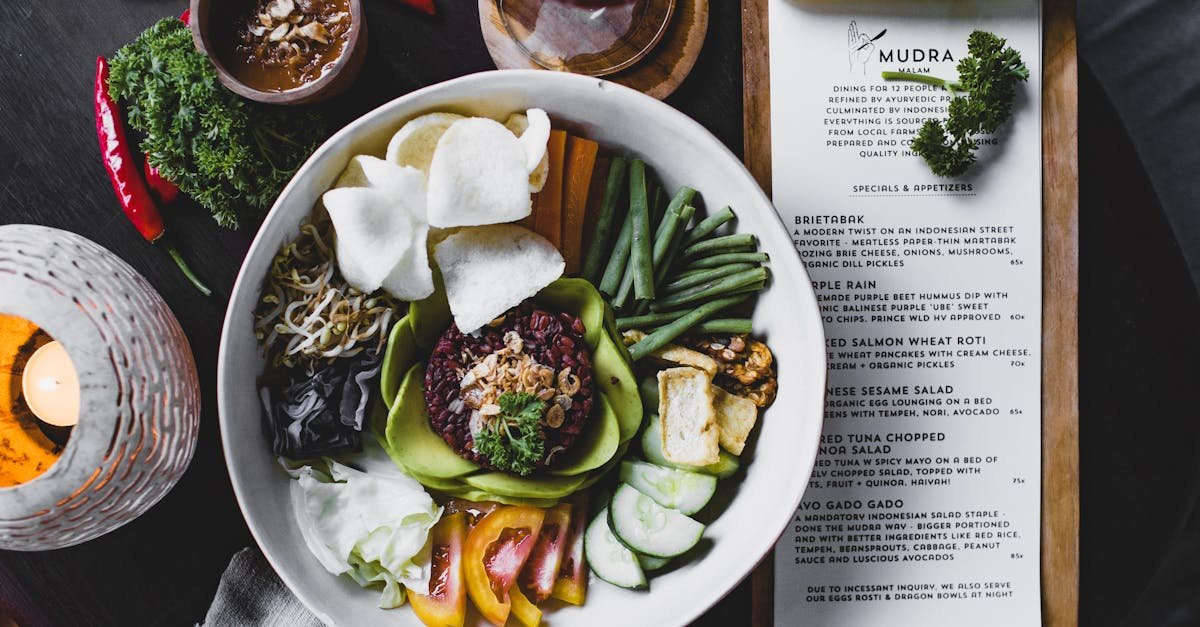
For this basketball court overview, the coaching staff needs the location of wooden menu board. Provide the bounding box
[740,0,1080,625]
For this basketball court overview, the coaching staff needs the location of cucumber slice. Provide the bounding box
[641,415,741,478]
[585,507,648,590]
[637,552,672,572]
[620,460,717,515]
[607,484,705,558]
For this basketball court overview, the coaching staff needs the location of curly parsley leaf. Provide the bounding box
[882,30,1029,177]
[108,18,328,228]
[474,392,546,476]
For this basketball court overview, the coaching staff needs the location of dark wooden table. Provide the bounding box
[0,1,1196,625]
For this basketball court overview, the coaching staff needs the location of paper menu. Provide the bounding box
[767,2,1044,626]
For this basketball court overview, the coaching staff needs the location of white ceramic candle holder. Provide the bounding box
[0,225,200,550]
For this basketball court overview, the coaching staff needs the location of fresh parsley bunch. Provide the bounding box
[108,18,327,228]
[884,30,1030,177]
[474,392,547,476]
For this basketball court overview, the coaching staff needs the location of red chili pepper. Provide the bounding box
[143,156,180,205]
[396,0,435,16]
[95,56,211,296]
[179,8,190,24]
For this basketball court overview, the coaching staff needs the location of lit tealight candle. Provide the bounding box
[21,341,80,428]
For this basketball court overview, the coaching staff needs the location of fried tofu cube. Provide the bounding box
[713,386,759,455]
[657,367,719,465]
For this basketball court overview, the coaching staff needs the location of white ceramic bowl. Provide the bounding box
[218,70,826,626]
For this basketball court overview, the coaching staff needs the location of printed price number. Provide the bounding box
[1010,359,1026,368]
[1010,259,1024,266]
[1012,477,1026,484]
[1010,313,1025,321]
[1009,408,1023,415]
[1011,553,1024,560]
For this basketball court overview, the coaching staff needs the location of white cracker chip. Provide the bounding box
[427,117,532,228]
[516,109,551,173]
[323,157,433,300]
[433,224,565,333]
[504,110,550,192]
[385,112,464,175]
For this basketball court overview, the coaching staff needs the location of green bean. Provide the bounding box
[616,310,688,330]
[628,203,694,316]
[598,198,635,297]
[628,160,654,301]
[651,207,686,283]
[619,205,676,309]
[628,295,750,361]
[725,280,767,297]
[613,257,636,310]
[682,233,757,259]
[650,267,768,311]
[653,204,696,288]
[649,183,667,228]
[644,187,697,289]
[619,316,754,336]
[664,263,756,294]
[615,203,680,311]
[683,252,769,271]
[682,206,735,245]
[671,265,713,281]
[582,157,628,284]
[691,318,754,335]
[664,186,697,220]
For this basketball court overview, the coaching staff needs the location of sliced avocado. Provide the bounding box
[384,363,479,478]
[441,488,562,509]
[395,467,465,493]
[464,471,588,499]
[594,337,642,441]
[409,270,451,349]
[538,277,641,445]
[367,395,390,442]
[548,393,620,476]
[380,313,418,408]
[641,414,740,478]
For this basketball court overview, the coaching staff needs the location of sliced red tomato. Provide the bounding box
[409,512,467,627]
[509,586,542,627]
[550,494,589,605]
[520,502,573,602]
[464,506,545,626]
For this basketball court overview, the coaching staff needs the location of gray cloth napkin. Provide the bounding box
[202,548,323,627]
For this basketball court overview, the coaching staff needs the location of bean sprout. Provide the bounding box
[254,210,401,374]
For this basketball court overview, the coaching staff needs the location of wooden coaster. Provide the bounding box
[479,0,709,100]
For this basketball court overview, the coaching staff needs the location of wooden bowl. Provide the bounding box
[189,0,367,105]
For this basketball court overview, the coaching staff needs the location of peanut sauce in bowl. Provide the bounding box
[190,0,365,103]
[214,0,352,93]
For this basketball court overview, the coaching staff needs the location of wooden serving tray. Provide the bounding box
[741,0,1081,625]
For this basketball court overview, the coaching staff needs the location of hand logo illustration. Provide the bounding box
[847,20,885,74]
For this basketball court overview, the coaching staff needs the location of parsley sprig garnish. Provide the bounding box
[883,30,1030,177]
[474,392,546,476]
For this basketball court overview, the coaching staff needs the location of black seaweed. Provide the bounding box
[261,350,381,458]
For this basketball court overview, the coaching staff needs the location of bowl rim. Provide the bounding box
[217,69,827,626]
[188,0,366,104]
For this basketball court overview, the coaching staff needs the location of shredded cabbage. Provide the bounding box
[285,445,442,608]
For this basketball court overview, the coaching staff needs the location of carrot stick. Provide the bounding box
[533,130,568,249]
[562,136,599,275]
